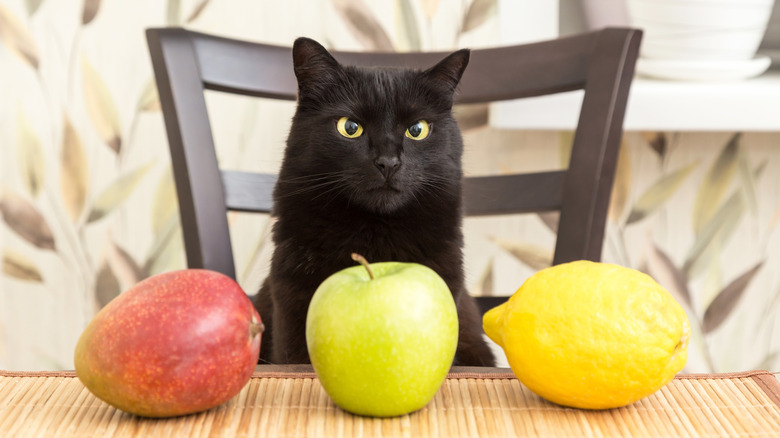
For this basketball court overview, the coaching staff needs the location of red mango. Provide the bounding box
[74,269,263,417]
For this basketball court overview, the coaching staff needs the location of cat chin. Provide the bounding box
[355,189,412,215]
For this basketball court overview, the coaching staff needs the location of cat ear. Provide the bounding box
[292,37,341,90]
[423,49,470,94]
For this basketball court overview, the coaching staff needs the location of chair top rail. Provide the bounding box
[169,28,612,104]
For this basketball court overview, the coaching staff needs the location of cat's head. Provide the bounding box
[280,37,469,215]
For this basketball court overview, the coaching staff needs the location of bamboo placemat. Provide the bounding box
[1,367,779,437]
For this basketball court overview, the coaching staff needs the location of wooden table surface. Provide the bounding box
[2,366,780,437]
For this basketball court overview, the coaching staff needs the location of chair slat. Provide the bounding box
[194,33,298,100]
[462,172,564,216]
[186,29,595,104]
[222,170,277,213]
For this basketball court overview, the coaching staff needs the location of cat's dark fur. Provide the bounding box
[253,37,495,366]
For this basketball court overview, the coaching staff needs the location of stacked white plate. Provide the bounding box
[627,0,775,80]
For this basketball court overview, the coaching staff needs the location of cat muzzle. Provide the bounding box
[374,156,401,180]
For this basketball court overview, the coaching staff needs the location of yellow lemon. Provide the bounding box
[483,260,690,410]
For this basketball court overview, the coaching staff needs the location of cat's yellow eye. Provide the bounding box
[405,120,430,140]
[337,117,363,138]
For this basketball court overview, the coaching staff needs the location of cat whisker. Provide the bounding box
[321,185,353,209]
[344,185,361,210]
[279,170,346,183]
[277,183,338,198]
[275,173,348,198]
[411,178,454,207]
[311,180,349,201]
[319,170,368,207]
[417,178,450,194]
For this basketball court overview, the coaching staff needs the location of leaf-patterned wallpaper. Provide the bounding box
[1,0,778,373]
[606,133,779,372]
[461,130,780,373]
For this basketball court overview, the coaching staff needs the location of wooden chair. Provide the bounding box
[146,27,642,314]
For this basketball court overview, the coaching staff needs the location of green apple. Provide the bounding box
[306,254,458,417]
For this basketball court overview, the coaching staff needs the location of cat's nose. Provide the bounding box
[375,156,400,179]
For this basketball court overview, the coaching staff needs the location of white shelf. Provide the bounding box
[490,71,780,132]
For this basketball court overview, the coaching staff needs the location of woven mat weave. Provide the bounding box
[1,368,779,437]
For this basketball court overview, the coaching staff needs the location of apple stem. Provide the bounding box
[250,321,265,338]
[351,253,375,280]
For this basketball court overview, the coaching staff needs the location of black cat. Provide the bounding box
[253,37,495,367]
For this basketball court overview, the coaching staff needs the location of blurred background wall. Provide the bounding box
[1,0,779,373]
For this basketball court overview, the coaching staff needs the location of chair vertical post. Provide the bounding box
[146,28,237,279]
[555,28,642,265]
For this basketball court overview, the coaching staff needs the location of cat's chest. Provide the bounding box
[279,212,452,264]
[323,216,423,259]
[273,205,464,294]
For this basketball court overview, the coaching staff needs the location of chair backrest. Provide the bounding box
[146,27,642,313]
